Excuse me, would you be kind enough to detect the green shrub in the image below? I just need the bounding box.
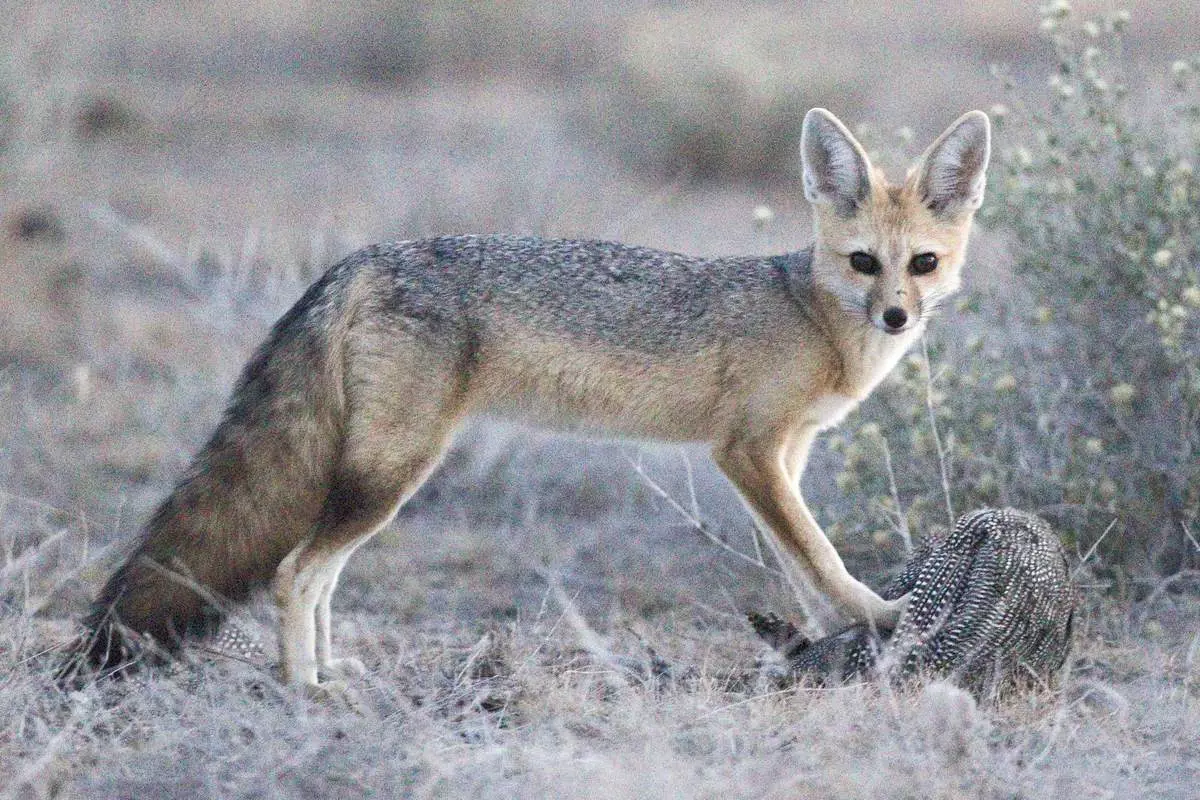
[984,4,1199,575]
[832,4,1199,593]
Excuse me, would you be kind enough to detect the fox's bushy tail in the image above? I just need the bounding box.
[59,267,356,681]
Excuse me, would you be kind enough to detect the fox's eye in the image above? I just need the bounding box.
[849,251,880,275]
[910,253,938,275]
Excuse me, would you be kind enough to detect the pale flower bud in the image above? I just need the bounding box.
[1108,383,1135,404]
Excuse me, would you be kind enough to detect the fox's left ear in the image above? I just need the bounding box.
[914,111,991,216]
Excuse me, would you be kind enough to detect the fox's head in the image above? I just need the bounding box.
[800,108,990,336]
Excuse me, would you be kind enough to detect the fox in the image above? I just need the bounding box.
[62,108,990,689]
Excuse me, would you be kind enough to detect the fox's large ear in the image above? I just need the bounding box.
[801,108,873,216]
[914,111,991,216]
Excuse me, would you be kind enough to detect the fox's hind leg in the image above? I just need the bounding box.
[273,346,466,686]
[274,441,449,687]
[273,318,475,688]
[274,481,396,688]
[315,548,368,679]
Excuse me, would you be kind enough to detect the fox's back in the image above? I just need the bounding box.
[328,235,825,438]
[360,235,812,354]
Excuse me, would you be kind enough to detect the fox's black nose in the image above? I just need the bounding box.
[882,307,908,330]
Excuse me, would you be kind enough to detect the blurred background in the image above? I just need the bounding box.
[5,1,1199,240]
[2,0,1198,626]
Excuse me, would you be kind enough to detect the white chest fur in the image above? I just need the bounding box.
[805,393,861,430]
[808,326,922,431]
[841,325,923,400]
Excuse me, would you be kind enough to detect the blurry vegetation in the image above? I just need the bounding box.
[342,1,616,84]
[0,56,14,166]
[7,205,65,241]
[73,93,141,140]
[0,80,11,156]
[571,9,842,182]
[349,2,854,181]
[831,4,1199,595]
[987,4,1200,576]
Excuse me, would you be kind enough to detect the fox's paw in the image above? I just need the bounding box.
[841,587,907,631]
[320,657,367,680]
[872,593,909,630]
[883,594,907,623]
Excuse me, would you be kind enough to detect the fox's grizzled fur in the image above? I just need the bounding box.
[64,109,991,688]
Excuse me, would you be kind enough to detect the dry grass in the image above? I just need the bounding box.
[2,2,1199,797]
[2,588,1198,798]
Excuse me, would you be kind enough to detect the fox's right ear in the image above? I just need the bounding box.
[801,108,873,216]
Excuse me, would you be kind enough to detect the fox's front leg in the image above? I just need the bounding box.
[716,426,904,629]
